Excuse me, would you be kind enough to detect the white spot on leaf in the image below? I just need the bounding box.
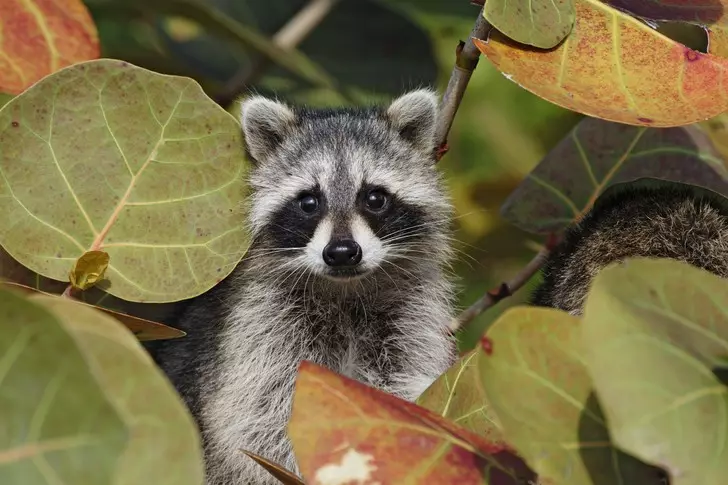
[314,448,379,485]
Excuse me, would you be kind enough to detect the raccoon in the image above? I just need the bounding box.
[146,89,457,484]
[532,184,728,314]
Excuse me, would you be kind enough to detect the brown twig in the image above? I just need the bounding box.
[215,0,339,108]
[449,235,560,333]
[434,6,492,161]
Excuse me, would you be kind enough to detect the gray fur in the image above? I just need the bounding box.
[532,185,728,314]
[147,89,456,484]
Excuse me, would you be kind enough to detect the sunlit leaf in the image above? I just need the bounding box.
[478,306,666,484]
[500,117,728,234]
[0,59,251,303]
[484,0,575,49]
[417,349,506,445]
[475,0,728,127]
[0,0,99,94]
[0,281,185,341]
[582,258,728,485]
[68,250,110,290]
[289,361,537,485]
[604,0,728,57]
[240,450,305,485]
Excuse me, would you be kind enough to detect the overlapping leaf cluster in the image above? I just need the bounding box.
[2,1,728,485]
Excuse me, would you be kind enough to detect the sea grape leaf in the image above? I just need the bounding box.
[240,450,306,485]
[29,293,205,485]
[288,361,537,485]
[582,258,728,485]
[0,58,251,303]
[0,281,185,341]
[0,288,127,483]
[500,116,728,234]
[474,0,728,127]
[416,349,507,445]
[604,0,728,58]
[0,0,100,94]
[68,250,110,291]
[478,306,666,485]
[483,0,575,49]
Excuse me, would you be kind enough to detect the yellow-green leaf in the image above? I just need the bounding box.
[583,258,728,485]
[0,288,127,483]
[0,59,251,303]
[416,349,506,445]
[68,250,110,290]
[30,292,204,484]
[478,306,665,484]
[484,0,575,49]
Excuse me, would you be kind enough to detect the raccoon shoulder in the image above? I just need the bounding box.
[531,184,728,314]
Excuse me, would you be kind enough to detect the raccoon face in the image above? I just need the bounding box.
[240,89,451,282]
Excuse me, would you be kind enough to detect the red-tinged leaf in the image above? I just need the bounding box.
[605,0,728,57]
[0,0,99,94]
[288,361,537,485]
[483,0,575,49]
[1,281,185,341]
[500,117,728,234]
[474,0,728,127]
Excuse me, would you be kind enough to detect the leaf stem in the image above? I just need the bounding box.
[434,5,492,161]
[450,235,560,333]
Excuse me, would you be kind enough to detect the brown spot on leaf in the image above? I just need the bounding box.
[11,121,18,127]
[685,49,700,62]
[638,117,653,124]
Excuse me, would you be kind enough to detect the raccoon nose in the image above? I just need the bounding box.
[323,239,362,267]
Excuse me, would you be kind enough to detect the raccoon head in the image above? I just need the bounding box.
[240,89,452,283]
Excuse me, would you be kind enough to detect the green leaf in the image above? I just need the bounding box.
[0,58,251,303]
[416,350,506,446]
[501,117,728,234]
[484,0,575,49]
[30,293,204,485]
[476,306,665,484]
[0,288,127,483]
[582,258,728,485]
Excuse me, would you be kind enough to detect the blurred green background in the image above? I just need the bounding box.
[82,0,583,350]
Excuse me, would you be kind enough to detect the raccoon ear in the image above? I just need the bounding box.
[240,96,296,163]
[386,89,439,154]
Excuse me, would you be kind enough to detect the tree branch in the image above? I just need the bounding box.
[215,0,339,108]
[434,6,492,161]
[449,235,560,333]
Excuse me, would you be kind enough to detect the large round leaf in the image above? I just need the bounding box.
[583,258,728,485]
[477,307,665,484]
[0,59,251,302]
[475,0,728,127]
[31,294,205,485]
[0,289,126,483]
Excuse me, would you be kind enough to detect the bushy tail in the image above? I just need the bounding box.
[531,184,728,315]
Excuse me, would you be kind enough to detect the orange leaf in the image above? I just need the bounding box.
[288,361,537,485]
[605,0,728,57]
[0,0,99,94]
[474,0,728,127]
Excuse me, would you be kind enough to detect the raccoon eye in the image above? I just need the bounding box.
[298,193,319,214]
[365,189,388,212]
